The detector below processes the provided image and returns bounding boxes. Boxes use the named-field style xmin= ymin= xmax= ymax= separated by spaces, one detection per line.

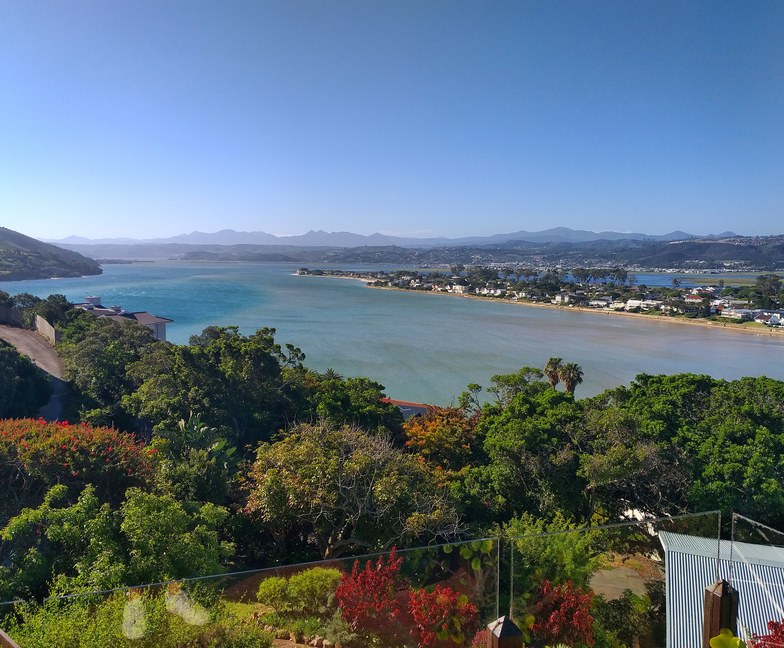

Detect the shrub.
xmin=256 ymin=576 xmax=291 ymax=612
xmin=322 ymin=608 xmax=365 ymax=648
xmin=288 ymin=567 xmax=342 ymax=614
xmin=530 ymin=580 xmax=594 ymax=648
xmin=408 ymin=584 xmax=480 ymax=647
xmin=751 ymin=618 xmax=784 ymax=647
xmin=0 ymin=418 xmax=153 ymax=522
xmin=336 ymin=548 xmax=411 ymax=645
xmin=8 ymin=589 xmax=273 ymax=647
xmin=0 ymin=341 xmax=51 ymax=418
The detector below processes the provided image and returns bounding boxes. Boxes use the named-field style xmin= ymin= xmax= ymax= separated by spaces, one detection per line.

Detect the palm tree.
xmin=559 ymin=362 xmax=584 ymax=395
xmin=543 ymin=357 xmax=563 ymax=389
xmin=323 ymin=368 xmax=343 ymax=380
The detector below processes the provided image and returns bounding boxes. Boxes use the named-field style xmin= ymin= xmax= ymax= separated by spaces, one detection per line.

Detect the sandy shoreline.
xmin=299 ymin=273 xmax=784 ymax=340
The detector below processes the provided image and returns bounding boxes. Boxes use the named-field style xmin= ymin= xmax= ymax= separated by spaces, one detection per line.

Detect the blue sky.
xmin=1 ymin=0 xmax=782 ymax=240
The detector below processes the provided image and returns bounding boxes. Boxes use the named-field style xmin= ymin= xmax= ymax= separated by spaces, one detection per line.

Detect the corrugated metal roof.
xmin=660 ymin=531 xmax=784 ymax=568
xmin=660 ymin=531 xmax=784 ymax=647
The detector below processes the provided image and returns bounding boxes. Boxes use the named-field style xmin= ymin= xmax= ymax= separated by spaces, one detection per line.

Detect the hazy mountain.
xmin=0 ymin=227 xmax=102 ymax=281
xmin=49 ymin=227 xmax=733 ymax=248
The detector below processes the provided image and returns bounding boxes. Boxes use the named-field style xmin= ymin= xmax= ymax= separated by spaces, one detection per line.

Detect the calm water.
xmin=4 ymin=263 xmax=782 ymax=404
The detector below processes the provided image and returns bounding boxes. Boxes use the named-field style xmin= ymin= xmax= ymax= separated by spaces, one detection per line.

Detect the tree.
xmin=149 ymin=415 xmax=238 ymax=505
xmin=755 ymin=273 xmax=782 ymax=297
xmin=306 ymin=375 xmax=403 ymax=434
xmin=31 ymin=294 xmax=71 ymax=327
xmin=488 ymin=367 xmax=545 ymax=406
xmin=558 ymin=362 xmax=584 ymax=395
xmin=0 ymin=341 xmax=51 ymax=418
xmin=0 ymin=418 xmax=153 ymax=525
xmin=120 ymin=487 xmax=233 ymax=584
xmin=60 ymin=317 xmax=161 ymax=429
xmin=572 ymin=268 xmax=590 ymax=284
xmin=543 ymin=357 xmax=563 ymax=389
xmin=754 ymin=274 xmax=782 ymax=308
xmin=404 ymin=406 xmax=479 ymax=471
xmin=0 ymin=484 xmax=121 ymax=599
xmin=0 ymin=483 xmax=233 ymax=599
xmin=577 ymin=405 xmax=691 ymax=518
xmin=479 ymin=385 xmax=585 ymax=518
xmin=585 ymin=373 xmax=784 ymax=525
xmin=506 ymin=512 xmax=605 ymax=597
xmin=125 ymin=326 xmax=303 ymax=442
xmin=243 ymin=423 xmax=461 ymax=558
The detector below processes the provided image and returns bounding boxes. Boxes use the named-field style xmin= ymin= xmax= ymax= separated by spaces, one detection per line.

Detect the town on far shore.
xmin=297 ymin=266 xmax=784 ymax=328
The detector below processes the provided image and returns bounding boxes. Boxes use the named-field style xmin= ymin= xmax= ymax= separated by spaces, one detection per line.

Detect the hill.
xmin=0 ymin=227 xmax=102 ymax=281
xmin=54 ymin=235 xmax=784 ymax=270
xmin=49 ymin=226 xmax=728 ymax=248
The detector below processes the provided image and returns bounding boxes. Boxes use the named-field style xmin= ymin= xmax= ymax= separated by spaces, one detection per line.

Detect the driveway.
xmin=0 ymin=324 xmax=67 ymax=421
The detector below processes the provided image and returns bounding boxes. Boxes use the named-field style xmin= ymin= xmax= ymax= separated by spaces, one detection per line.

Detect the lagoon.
xmin=4 ymin=262 xmax=783 ymax=404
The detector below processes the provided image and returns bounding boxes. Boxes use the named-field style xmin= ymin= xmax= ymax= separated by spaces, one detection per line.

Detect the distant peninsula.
xmin=0 ymin=227 xmax=102 ymax=281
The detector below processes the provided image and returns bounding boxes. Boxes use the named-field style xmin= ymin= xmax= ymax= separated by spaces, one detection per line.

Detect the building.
xmin=659 ymin=531 xmax=784 ymax=646
xmin=379 ymin=398 xmax=433 ymax=419
xmin=75 ymin=296 xmax=173 ymax=341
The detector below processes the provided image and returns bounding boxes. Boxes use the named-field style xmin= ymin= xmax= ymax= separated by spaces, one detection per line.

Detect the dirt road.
xmin=0 ymin=324 xmax=67 ymax=421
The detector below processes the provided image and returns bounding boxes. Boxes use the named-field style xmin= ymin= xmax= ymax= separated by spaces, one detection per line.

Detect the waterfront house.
xmin=75 ymin=296 xmax=173 ymax=341
xmin=721 ymin=308 xmax=756 ymax=321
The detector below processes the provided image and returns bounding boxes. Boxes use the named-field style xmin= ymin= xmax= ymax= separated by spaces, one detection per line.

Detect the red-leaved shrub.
xmin=750 ymin=618 xmax=784 ymax=647
xmin=336 ymin=548 xmax=412 ymax=644
xmin=408 ymin=584 xmax=480 ymax=647
xmin=530 ymin=579 xmax=594 ymax=647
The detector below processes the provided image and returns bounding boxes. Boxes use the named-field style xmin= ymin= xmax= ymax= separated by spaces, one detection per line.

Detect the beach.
xmin=352 ymin=281 xmax=784 ymax=339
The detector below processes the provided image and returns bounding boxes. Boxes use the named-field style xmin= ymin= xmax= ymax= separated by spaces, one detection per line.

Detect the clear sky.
xmin=1 ymin=0 xmax=782 ymax=240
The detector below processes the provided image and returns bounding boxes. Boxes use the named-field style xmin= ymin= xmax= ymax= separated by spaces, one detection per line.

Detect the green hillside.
xmin=0 ymin=227 xmax=102 ymax=281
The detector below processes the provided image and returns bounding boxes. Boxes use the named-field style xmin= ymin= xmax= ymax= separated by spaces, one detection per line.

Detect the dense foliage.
xmin=0 ymin=341 xmax=51 ymax=418
xmin=751 ymin=618 xmax=784 ymax=647
xmin=8 ymin=587 xmax=272 ymax=647
xmin=1 ymin=297 xmax=783 ymax=644
xmin=0 ymin=419 xmax=152 ymax=524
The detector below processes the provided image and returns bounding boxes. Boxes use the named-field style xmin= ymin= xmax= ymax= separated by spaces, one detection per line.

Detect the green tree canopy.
xmin=0 ymin=341 xmax=51 ymax=418
xmin=243 ymin=423 xmax=461 ymax=559
xmin=60 ymin=317 xmax=161 ymax=429
xmin=124 ymin=326 xmax=303 ymax=442
xmin=0 ymin=483 xmax=233 ymax=600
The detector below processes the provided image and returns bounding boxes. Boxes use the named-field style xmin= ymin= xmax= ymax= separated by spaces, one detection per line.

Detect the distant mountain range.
xmin=48 ymin=227 xmax=739 ymax=248
xmin=43 ymin=229 xmax=784 ymax=271
xmin=0 ymin=227 xmax=102 ymax=281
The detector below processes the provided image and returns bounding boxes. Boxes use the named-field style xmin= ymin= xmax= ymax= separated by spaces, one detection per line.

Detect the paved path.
xmin=0 ymin=324 xmax=67 ymax=421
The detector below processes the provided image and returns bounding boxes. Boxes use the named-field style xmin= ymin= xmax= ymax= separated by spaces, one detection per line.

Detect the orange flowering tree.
xmin=404 ymin=407 xmax=479 ymax=472
xmin=0 ymin=418 xmax=153 ymax=521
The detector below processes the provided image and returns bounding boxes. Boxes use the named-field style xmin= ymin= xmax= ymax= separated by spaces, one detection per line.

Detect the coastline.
xmin=301 ymin=274 xmax=784 ymax=340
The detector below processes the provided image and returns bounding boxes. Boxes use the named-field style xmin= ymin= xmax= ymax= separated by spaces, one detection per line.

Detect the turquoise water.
xmin=4 ymin=262 xmax=783 ymax=404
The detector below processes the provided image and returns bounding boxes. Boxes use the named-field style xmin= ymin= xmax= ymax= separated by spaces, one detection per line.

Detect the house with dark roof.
xmin=75 ymin=296 xmax=173 ymax=341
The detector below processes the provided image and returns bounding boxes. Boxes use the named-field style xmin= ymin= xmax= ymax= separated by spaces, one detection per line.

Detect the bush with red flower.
xmin=0 ymin=418 xmax=153 ymax=521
